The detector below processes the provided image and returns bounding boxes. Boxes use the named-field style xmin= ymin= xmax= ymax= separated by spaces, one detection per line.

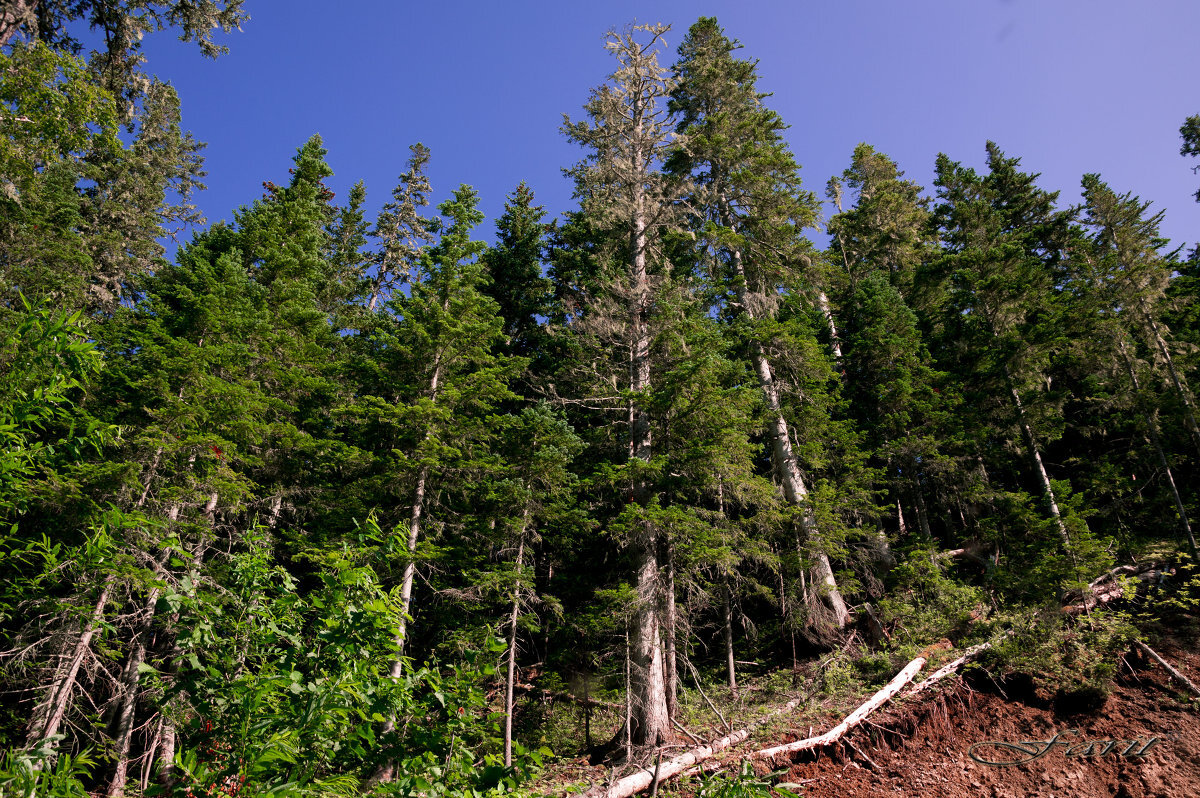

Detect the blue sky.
xmin=143 ymin=0 xmax=1200 ymax=253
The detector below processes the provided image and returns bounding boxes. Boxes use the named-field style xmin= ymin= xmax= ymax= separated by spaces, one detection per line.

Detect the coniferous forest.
xmin=2 ymin=6 xmax=1200 ymax=797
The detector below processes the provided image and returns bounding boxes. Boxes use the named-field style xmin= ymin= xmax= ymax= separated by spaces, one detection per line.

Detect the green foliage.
xmin=0 ymin=300 xmax=110 ymax=514
xmin=1181 ymin=114 xmax=1200 ymax=202
xmin=0 ymin=742 xmax=97 ymax=798
xmin=160 ymin=532 xmax=530 ymax=797
xmin=987 ymin=609 xmax=1137 ymax=698
xmin=678 ymin=761 xmax=796 ymax=798
xmin=876 ymin=549 xmax=988 ymax=653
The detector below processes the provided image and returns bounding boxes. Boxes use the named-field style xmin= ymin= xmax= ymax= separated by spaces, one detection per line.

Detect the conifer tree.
xmin=826 ymin=145 xmax=948 ymax=543
xmin=561 ymin=21 xmax=684 ymax=747
xmin=352 ymin=183 xmax=521 ymax=781
xmin=482 ymin=182 xmax=553 ymax=362
xmin=1076 ymin=174 xmax=1197 ymax=557
xmin=667 ymin=16 xmax=850 ymax=633
xmin=922 ymin=143 xmax=1106 ymax=591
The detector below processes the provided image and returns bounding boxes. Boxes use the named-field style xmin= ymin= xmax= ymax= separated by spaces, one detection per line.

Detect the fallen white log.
xmin=1135 ymin=640 xmax=1200 ymax=699
xmin=751 ymin=656 xmax=926 ymax=761
xmin=578 ymin=694 xmax=806 ymax=798
xmin=579 ymin=650 xmax=951 ymax=797
xmin=902 ymin=633 xmax=1014 ymax=699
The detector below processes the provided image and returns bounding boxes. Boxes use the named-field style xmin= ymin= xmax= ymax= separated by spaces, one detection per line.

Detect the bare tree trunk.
xmin=624 ymin=623 xmax=633 ymax=762
xmin=776 ymin=562 xmax=797 ymax=675
xmin=662 ymin=545 xmax=678 ymax=724
xmin=913 ymin=481 xmax=934 ymax=539
xmin=267 ymin=494 xmax=283 ymax=528
xmin=156 ymin=706 xmax=177 ymax=789
xmin=721 ymin=219 xmax=848 ymax=629
xmin=723 ymin=582 xmax=737 ymax=697
xmin=25 ymin=577 xmax=113 ymax=748
xmin=625 ymin=121 xmax=669 ymax=748
xmin=816 ymin=290 xmax=844 ymax=363
xmin=1138 ymin=299 xmax=1200 ymax=459
xmin=503 ymin=514 xmax=529 ymax=767
xmin=762 ymin=363 xmax=849 ymax=628
xmin=107 ymin=586 xmax=162 ymax=797
xmin=1119 ymin=342 xmax=1197 ymax=559
xmin=1005 ymin=369 xmax=1071 ymax=547
xmin=370 ymin=343 xmax=445 ymax=787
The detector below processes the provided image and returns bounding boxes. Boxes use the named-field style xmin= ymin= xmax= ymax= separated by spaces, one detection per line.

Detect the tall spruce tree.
xmin=922 ymin=143 xmax=1108 ymax=592
xmin=353 ymin=183 xmax=522 ymax=782
xmin=667 ymin=16 xmax=851 ymax=634
xmin=826 ymin=145 xmax=949 ymax=543
xmin=561 ymin=22 xmax=684 ymax=747
xmin=1076 ymin=174 xmax=1197 ymax=557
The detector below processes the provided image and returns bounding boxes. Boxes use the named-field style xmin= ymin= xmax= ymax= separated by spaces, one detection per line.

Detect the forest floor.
xmin=536 ymin=634 xmax=1200 ymax=798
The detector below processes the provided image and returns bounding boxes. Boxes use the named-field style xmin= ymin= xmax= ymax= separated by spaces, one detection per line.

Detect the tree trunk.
xmin=625 ymin=119 xmax=669 ymax=748
xmin=370 ymin=355 xmax=444 ymax=786
xmin=721 ymin=220 xmax=848 ymax=629
xmin=1119 ymin=341 xmax=1197 ymax=559
xmin=912 ymin=480 xmax=934 ymax=539
xmin=816 ymin=290 xmax=844 ymax=362
xmin=1005 ymin=368 xmax=1071 ymax=547
xmin=0 ymin=0 xmax=36 ymax=47
xmin=503 ymin=513 xmax=529 ymax=767
xmin=25 ymin=577 xmax=113 ymax=749
xmin=107 ymin=586 xmax=162 ymax=797
xmin=1138 ymin=298 xmax=1200 ymax=459
xmin=723 ymin=581 xmax=737 ymax=696
xmin=662 ymin=544 xmax=678 ymax=724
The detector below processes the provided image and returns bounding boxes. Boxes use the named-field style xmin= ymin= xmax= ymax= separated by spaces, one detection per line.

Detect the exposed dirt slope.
xmin=772 ymin=642 xmax=1199 ymax=798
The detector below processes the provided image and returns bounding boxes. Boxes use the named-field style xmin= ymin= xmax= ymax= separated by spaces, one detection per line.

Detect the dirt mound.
xmin=775 ymin=644 xmax=1200 ymax=797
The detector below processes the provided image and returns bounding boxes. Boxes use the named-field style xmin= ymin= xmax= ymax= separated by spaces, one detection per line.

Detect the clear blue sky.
xmin=143 ymin=0 xmax=1200 ymax=253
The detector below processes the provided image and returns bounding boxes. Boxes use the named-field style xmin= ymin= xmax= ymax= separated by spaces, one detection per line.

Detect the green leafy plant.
xmin=681 ymin=762 xmax=798 ymax=798
xmin=0 ymin=740 xmax=96 ymax=798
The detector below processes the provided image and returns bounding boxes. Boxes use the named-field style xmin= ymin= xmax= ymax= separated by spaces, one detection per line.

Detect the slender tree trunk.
xmin=1119 ymin=342 xmax=1197 ymax=559
xmin=912 ymin=480 xmax=934 ymax=539
xmin=624 ymin=623 xmax=633 ymax=762
xmin=1137 ymin=298 xmax=1200 ymax=459
xmin=107 ymin=586 xmax=162 ymax=797
xmin=1005 ymin=368 xmax=1071 ymax=547
xmin=370 ymin=355 xmax=444 ymax=786
xmin=395 ymin=462 xmax=429 ymax=661
xmin=504 ymin=511 xmax=529 ymax=767
xmin=720 ymin=210 xmax=848 ymax=629
xmin=267 ymin=494 xmax=283 ymax=528
xmin=25 ymin=577 xmax=113 ymax=749
xmin=662 ymin=545 xmax=678 ymax=724
xmin=723 ymin=581 xmax=737 ymax=696
xmin=896 ymin=499 xmax=909 ymax=537
xmin=816 ymin=290 xmax=844 ymax=362
xmin=625 ymin=124 xmax=669 ymax=748
xmin=775 ymin=558 xmax=797 ymax=675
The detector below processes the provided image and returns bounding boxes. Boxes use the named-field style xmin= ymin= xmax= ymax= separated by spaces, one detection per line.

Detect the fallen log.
xmin=577 ymin=693 xmax=807 ymax=798
xmin=1062 ymin=562 xmax=1167 ymax=615
xmin=1135 ymin=640 xmax=1200 ymax=699
xmin=751 ymin=656 xmax=926 ymax=762
xmin=577 ymin=656 xmax=928 ymax=797
xmin=902 ymin=632 xmax=1013 ymax=699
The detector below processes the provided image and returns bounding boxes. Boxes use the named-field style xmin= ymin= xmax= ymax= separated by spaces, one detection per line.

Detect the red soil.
xmin=771 ymin=643 xmax=1200 ymax=798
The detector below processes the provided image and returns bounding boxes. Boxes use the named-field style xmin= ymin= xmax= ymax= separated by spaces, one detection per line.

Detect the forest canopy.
xmin=1 ymin=8 xmax=1198 ymax=798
